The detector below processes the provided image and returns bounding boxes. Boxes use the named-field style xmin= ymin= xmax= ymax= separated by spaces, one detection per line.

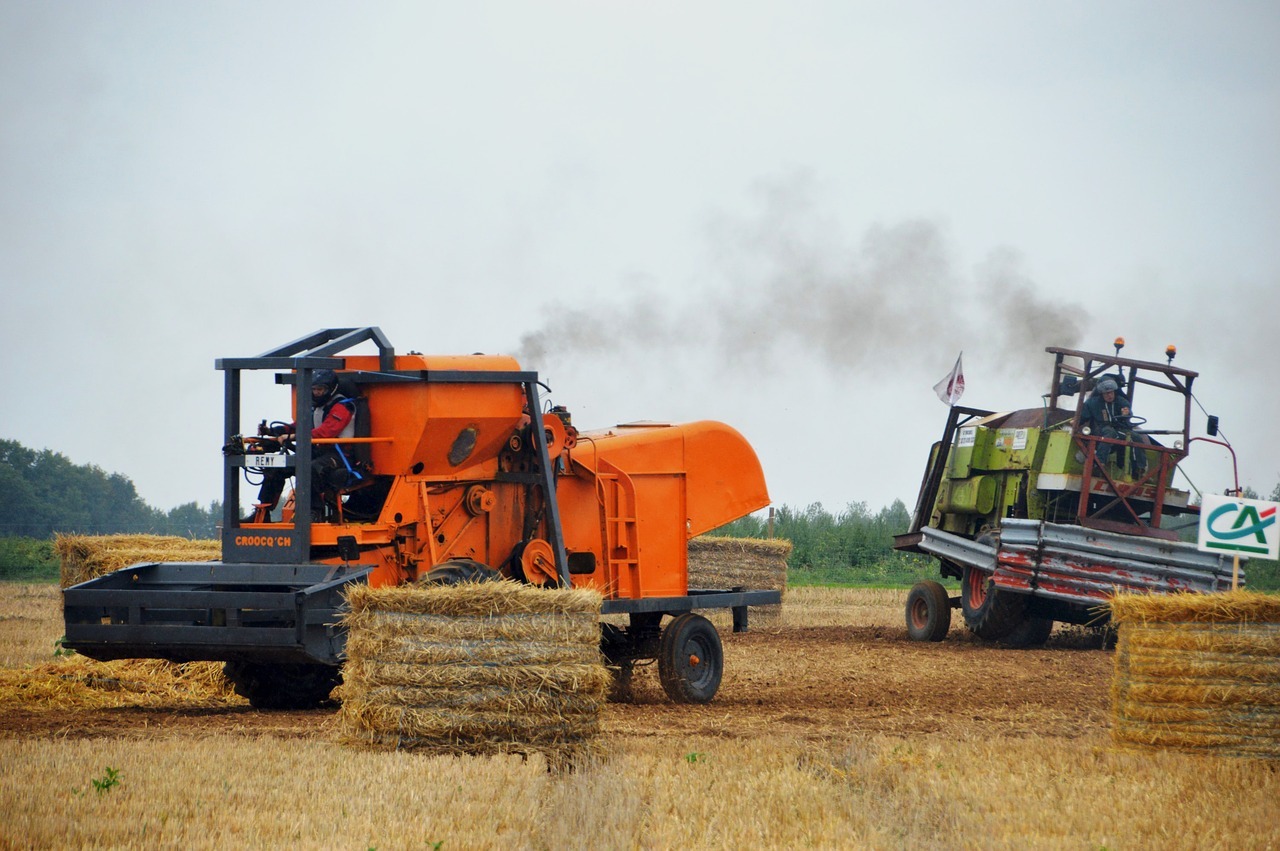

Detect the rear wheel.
xmin=223 ymin=661 xmax=341 ymax=710
xmin=419 ymin=559 xmax=502 ymax=585
xmin=1000 ymin=616 xmax=1054 ymax=648
xmin=658 ymin=613 xmax=723 ymax=704
xmin=960 ymin=565 xmax=1026 ymax=640
xmin=905 ymin=580 xmax=952 ymax=642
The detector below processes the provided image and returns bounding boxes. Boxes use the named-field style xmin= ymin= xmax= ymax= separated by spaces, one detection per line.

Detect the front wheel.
xmin=960 ymin=565 xmax=1026 ymax=640
xmin=905 ymin=580 xmax=952 ymax=642
xmin=658 ymin=613 xmax=723 ymax=704
xmin=419 ymin=559 xmax=502 ymax=585
xmin=223 ymin=661 xmax=341 ymax=710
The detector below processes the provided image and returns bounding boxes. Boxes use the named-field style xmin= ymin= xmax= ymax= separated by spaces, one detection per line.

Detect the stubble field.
xmin=1 ymin=584 xmax=1276 ymax=849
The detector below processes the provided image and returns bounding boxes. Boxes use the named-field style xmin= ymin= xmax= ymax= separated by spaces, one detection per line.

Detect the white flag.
xmin=933 ymin=353 xmax=965 ymax=406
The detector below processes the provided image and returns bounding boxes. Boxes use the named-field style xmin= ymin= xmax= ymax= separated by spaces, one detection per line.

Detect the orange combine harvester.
xmin=64 ymin=328 xmax=778 ymax=707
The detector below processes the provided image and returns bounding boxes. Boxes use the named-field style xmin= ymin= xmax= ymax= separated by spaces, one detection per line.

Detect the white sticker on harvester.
xmin=1013 ymin=429 xmax=1028 ymax=450
xmin=957 ymin=427 xmax=976 ymax=447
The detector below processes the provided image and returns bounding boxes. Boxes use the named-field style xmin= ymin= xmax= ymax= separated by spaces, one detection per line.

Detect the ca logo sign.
xmin=1199 ymin=494 xmax=1280 ymax=559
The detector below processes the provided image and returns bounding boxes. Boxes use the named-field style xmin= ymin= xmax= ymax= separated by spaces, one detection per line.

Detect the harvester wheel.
xmin=999 ymin=616 xmax=1055 ymax=648
xmin=960 ymin=565 xmax=1026 ymax=641
xmin=420 ymin=559 xmax=502 ymax=585
xmin=905 ymin=580 xmax=952 ymax=642
xmin=658 ymin=613 xmax=723 ymax=704
xmin=223 ymin=661 xmax=341 ymax=710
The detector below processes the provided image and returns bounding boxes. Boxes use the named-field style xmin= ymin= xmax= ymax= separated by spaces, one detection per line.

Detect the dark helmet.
xmin=1096 ymin=378 xmax=1118 ymax=394
xmin=311 ymin=369 xmax=339 ymax=396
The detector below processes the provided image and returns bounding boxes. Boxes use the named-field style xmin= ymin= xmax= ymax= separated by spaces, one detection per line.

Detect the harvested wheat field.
xmin=1 ymin=583 xmax=1277 ymax=850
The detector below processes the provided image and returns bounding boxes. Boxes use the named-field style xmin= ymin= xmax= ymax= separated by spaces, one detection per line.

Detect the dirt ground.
xmin=0 ymin=587 xmax=1114 ymax=744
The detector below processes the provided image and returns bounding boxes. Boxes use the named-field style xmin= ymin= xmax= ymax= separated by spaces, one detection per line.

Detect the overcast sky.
xmin=2 ymin=2 xmax=1277 ymax=519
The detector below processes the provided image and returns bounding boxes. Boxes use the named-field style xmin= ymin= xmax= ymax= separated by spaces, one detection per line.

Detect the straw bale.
xmin=1109 ymin=591 xmax=1280 ymax=760
xmin=339 ymin=580 xmax=608 ymax=761
xmin=1108 ymin=589 xmax=1280 ymax=625
xmin=56 ymin=533 xmax=220 ymax=588
xmin=689 ymin=536 xmax=791 ymax=627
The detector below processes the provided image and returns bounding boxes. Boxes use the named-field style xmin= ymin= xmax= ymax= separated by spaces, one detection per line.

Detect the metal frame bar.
xmin=63 ymin=563 xmax=373 ymax=664
xmin=1048 ymin=347 xmax=1194 ymax=539
xmin=523 ymin=379 xmax=571 ymax=587
xmin=600 ymin=589 xmax=782 ymax=615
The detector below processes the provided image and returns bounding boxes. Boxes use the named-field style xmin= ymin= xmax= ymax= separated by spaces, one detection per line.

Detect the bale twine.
xmin=56 ymin=534 xmax=220 ymax=588
xmin=1109 ymin=591 xmax=1280 ymax=760
xmin=337 ymin=581 xmax=609 ymax=763
xmin=688 ymin=536 xmax=791 ymax=627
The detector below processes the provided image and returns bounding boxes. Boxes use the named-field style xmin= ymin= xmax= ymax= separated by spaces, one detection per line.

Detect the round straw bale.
xmin=1109 ymin=590 xmax=1280 ymax=760
xmin=338 ymin=580 xmax=608 ymax=760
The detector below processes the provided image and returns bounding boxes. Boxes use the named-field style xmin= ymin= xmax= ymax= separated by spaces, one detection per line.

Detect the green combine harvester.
xmin=894 ymin=342 xmax=1240 ymax=646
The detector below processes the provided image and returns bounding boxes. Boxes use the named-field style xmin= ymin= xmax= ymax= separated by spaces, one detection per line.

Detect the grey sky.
xmin=2 ymin=2 xmax=1277 ymax=517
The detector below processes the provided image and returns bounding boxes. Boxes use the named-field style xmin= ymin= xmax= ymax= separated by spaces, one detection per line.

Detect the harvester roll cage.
xmin=216 ymin=327 xmax=574 ymax=582
xmin=1046 ymin=346 xmax=1198 ymax=539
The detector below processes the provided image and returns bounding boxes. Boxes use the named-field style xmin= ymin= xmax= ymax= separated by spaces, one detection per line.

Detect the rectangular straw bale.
xmin=1109 ymin=590 xmax=1280 ymax=760
xmin=688 ymin=536 xmax=791 ymax=627
xmin=338 ymin=580 xmax=608 ymax=762
xmin=56 ymin=533 xmax=220 ymax=588
xmin=1108 ymin=589 xmax=1280 ymax=625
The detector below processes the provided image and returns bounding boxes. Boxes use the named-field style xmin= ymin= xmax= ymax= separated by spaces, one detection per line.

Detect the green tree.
xmin=0 ymin=439 xmax=219 ymax=539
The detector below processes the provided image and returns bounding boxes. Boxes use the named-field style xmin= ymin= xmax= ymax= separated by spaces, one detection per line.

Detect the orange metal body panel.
xmin=558 ymin=422 xmax=770 ymax=598
xmin=292 ymin=356 xmax=769 ymax=599
xmin=340 ymin=354 xmax=525 ymax=477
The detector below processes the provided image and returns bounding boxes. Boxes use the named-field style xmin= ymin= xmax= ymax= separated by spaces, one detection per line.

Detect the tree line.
xmin=711 ymin=500 xmax=937 ymax=585
xmin=0 ymin=439 xmax=220 ymax=540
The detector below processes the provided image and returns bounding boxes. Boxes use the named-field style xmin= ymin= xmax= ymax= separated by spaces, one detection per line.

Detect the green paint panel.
xmin=1039 ymin=430 xmax=1078 ymax=474
xmin=937 ymin=475 xmax=997 ymax=515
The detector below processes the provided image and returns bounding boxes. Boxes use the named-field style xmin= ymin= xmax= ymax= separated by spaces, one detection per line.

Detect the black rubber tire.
xmin=657 ymin=613 xmax=723 ymax=704
xmin=420 ymin=559 xmax=502 ymax=585
xmin=999 ymin=616 xmax=1055 ymax=648
xmin=223 ymin=661 xmax=341 ymax=710
xmin=960 ymin=564 xmax=1027 ymax=641
xmin=905 ymin=580 xmax=952 ymax=642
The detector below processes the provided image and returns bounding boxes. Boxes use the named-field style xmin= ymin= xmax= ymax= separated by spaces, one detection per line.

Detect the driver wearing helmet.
xmin=1080 ymin=377 xmax=1148 ymax=475
xmin=246 ymin=369 xmax=357 ymax=522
